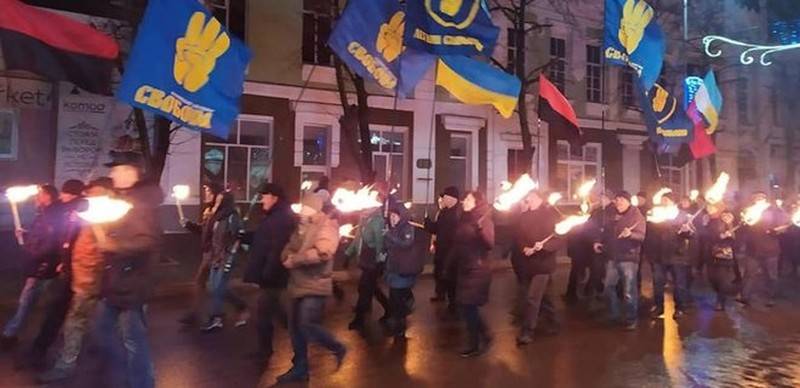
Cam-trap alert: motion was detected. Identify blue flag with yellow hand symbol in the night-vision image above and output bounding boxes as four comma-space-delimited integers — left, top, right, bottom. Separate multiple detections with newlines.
117, 0, 251, 139
638, 82, 694, 152
404, 0, 499, 57
328, 0, 436, 98
604, 0, 665, 91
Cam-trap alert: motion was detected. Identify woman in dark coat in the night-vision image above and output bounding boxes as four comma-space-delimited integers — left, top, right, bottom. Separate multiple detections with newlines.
448, 191, 495, 358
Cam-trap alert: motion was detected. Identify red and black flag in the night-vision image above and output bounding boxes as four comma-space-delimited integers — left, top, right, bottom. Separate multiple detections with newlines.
0, 0, 119, 95
538, 74, 583, 152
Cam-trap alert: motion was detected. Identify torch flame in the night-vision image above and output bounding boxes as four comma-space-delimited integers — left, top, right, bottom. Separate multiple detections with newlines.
631, 196, 640, 207
500, 181, 512, 191
339, 223, 356, 238
576, 179, 597, 199
547, 192, 563, 206
404, 202, 412, 209
77, 196, 132, 224
555, 214, 590, 235
792, 208, 800, 227
5, 185, 39, 203
741, 199, 770, 226
172, 185, 190, 201
652, 187, 672, 205
331, 186, 382, 213
493, 174, 538, 211
647, 205, 680, 224
580, 202, 590, 214
689, 190, 699, 202
300, 180, 313, 191
704, 172, 730, 205
291, 203, 302, 214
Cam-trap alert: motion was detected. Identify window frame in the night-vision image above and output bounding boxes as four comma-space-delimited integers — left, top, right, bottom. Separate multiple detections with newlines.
549, 37, 567, 93
0, 108, 19, 161
586, 44, 603, 103
554, 140, 603, 203
660, 156, 692, 197
506, 28, 518, 73
736, 77, 750, 125
206, 0, 246, 41
621, 67, 637, 109
370, 125, 409, 198
302, 2, 334, 67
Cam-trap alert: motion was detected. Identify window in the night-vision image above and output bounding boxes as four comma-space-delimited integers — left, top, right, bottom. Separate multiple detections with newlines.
621, 67, 636, 108
302, 0, 333, 66
586, 45, 602, 103
370, 128, 407, 196
303, 126, 329, 166
202, 116, 272, 202
553, 141, 601, 201
507, 149, 530, 181
449, 133, 472, 192
207, 0, 246, 41
738, 150, 757, 184
737, 78, 750, 125
507, 28, 518, 73
661, 156, 689, 196
549, 38, 566, 92
0, 109, 18, 160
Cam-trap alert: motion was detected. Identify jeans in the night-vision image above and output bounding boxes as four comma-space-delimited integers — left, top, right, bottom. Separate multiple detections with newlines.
742, 256, 780, 302
652, 263, 690, 311
461, 304, 490, 349
289, 296, 345, 375
708, 262, 737, 305
565, 254, 590, 297
389, 288, 413, 335
33, 275, 74, 355
604, 261, 639, 325
96, 301, 154, 388
518, 274, 559, 335
207, 264, 247, 318
256, 288, 287, 355
53, 293, 99, 370
3, 277, 51, 337
588, 255, 607, 296
354, 267, 389, 319
188, 253, 213, 316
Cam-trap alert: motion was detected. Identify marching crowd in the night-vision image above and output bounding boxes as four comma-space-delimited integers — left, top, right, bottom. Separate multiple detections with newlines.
2, 155, 799, 388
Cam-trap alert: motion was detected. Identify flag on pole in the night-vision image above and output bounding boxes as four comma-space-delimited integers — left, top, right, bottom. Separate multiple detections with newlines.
686, 102, 716, 159
0, 0, 119, 95
404, 0, 499, 57
693, 70, 723, 134
327, 0, 435, 97
435, 55, 521, 118
604, 0, 665, 91
638, 82, 694, 150
538, 74, 583, 151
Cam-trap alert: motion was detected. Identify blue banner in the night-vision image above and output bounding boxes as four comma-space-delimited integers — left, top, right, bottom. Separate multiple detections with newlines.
327, 0, 435, 97
404, 0, 499, 57
604, 0, 664, 91
117, 0, 251, 139
638, 82, 694, 153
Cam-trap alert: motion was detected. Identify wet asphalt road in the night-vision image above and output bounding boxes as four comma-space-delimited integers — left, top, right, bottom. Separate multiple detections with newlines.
1, 264, 800, 388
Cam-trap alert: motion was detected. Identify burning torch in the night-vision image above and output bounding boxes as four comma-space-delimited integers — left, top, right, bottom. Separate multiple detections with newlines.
494, 174, 538, 212
171, 185, 190, 223
77, 196, 133, 246
525, 214, 590, 255
5, 185, 39, 245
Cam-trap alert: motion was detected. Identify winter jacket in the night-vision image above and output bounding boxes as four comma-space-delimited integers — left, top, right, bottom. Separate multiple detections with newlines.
511, 205, 564, 277
424, 205, 461, 272
648, 210, 697, 266
596, 206, 646, 263
71, 226, 103, 296
283, 214, 339, 299
344, 208, 385, 270
101, 182, 163, 308
56, 198, 86, 277
243, 201, 297, 289
385, 207, 422, 277
706, 217, 737, 264
449, 203, 495, 306
209, 211, 242, 266
742, 206, 787, 259
21, 203, 65, 279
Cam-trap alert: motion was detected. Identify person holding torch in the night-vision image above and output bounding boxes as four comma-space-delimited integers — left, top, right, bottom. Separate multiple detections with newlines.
511, 190, 564, 346
739, 192, 788, 307
593, 191, 646, 331
648, 192, 694, 320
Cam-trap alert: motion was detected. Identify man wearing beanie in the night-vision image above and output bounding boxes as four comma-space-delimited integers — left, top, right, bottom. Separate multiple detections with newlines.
277, 192, 346, 383
424, 186, 461, 309
594, 190, 646, 331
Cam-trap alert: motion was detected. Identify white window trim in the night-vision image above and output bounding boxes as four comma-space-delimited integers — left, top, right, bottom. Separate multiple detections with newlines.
370, 124, 410, 195
556, 140, 603, 204
0, 108, 19, 161
294, 111, 340, 168
441, 115, 484, 193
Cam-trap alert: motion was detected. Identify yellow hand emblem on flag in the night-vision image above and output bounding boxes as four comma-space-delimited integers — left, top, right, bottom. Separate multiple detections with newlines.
652, 84, 668, 112
440, 0, 463, 16
619, 0, 654, 54
174, 12, 230, 93
376, 11, 405, 63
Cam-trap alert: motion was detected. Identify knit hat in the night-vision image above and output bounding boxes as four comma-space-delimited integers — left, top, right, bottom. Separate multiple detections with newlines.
615, 190, 632, 201
440, 186, 460, 200
61, 179, 85, 196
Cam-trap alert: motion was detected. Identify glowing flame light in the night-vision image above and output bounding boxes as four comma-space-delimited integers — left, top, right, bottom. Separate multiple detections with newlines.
741, 199, 770, 226
705, 172, 730, 205
5, 185, 39, 203
300, 180, 313, 191
647, 205, 680, 224
404, 202, 412, 209
547, 192, 563, 206
494, 174, 538, 211
631, 196, 640, 207
555, 214, 590, 235
172, 185, 190, 200
792, 208, 800, 227
339, 223, 356, 238
291, 203, 302, 214
500, 181, 512, 191
332, 186, 382, 213
652, 187, 672, 205
689, 190, 699, 202
576, 179, 597, 199
580, 202, 589, 214
77, 196, 132, 224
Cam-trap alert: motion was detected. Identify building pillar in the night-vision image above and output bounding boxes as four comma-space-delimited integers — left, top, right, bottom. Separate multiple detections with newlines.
618, 134, 648, 194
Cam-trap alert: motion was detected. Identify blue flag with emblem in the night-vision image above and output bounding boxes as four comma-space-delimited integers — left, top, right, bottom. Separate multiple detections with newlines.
404, 0, 499, 57
604, 0, 665, 91
327, 0, 435, 97
117, 0, 251, 139
638, 82, 694, 153
436, 55, 521, 118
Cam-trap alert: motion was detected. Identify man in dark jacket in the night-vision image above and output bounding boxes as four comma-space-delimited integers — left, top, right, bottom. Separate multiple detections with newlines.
649, 193, 694, 320
585, 194, 614, 299
740, 192, 787, 307
424, 186, 461, 307
242, 183, 297, 361
595, 191, 646, 331
96, 154, 163, 388
565, 195, 599, 302
1, 184, 62, 349
512, 191, 564, 345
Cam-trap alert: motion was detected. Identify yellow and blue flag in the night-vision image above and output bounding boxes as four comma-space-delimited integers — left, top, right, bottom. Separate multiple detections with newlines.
436, 55, 521, 118
604, 0, 665, 91
693, 70, 723, 134
405, 0, 499, 57
117, 0, 251, 139
638, 82, 694, 152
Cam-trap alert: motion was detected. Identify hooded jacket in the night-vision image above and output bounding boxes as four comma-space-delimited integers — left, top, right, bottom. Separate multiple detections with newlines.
282, 213, 339, 298
21, 202, 64, 279
243, 200, 297, 289
344, 207, 385, 270
385, 206, 422, 277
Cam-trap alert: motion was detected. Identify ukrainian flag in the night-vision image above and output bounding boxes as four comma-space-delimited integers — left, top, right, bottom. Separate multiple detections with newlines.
436, 55, 521, 118
693, 70, 723, 134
